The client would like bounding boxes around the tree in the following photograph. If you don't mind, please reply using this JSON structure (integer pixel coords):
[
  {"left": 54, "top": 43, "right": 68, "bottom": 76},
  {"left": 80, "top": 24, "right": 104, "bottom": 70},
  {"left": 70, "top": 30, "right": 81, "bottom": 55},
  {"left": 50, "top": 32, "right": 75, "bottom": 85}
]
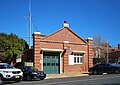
[
  {"left": 93, "top": 34, "right": 111, "bottom": 64},
  {"left": 0, "top": 33, "right": 29, "bottom": 63}
]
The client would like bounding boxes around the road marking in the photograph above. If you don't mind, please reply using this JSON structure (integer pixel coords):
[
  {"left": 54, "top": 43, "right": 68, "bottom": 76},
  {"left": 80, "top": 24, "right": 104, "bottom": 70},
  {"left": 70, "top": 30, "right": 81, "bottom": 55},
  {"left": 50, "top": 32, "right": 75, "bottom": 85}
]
[{"left": 37, "top": 75, "right": 120, "bottom": 85}]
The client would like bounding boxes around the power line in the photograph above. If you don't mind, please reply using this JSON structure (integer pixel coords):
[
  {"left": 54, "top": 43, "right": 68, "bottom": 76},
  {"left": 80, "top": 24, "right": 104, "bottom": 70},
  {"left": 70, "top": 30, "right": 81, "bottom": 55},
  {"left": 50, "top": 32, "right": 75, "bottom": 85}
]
[{"left": 31, "top": 17, "right": 39, "bottom": 32}]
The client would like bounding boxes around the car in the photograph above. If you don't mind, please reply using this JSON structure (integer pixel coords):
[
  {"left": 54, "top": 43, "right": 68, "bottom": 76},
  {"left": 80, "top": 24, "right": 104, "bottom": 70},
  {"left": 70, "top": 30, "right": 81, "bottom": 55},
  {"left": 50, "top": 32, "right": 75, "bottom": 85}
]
[
  {"left": 88, "top": 63, "right": 120, "bottom": 75},
  {"left": 21, "top": 66, "right": 46, "bottom": 81},
  {"left": 0, "top": 63, "right": 23, "bottom": 84}
]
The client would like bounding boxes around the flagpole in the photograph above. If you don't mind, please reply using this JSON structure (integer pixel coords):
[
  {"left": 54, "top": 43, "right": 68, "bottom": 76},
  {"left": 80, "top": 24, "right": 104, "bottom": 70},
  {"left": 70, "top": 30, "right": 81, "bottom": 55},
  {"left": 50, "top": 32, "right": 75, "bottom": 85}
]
[{"left": 28, "top": 0, "right": 32, "bottom": 48}]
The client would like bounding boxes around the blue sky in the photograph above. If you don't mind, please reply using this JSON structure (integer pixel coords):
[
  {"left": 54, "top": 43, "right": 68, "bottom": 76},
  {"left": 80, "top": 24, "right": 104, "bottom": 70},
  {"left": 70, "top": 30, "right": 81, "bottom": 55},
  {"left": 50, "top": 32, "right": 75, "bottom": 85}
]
[{"left": 0, "top": 0, "right": 120, "bottom": 47}]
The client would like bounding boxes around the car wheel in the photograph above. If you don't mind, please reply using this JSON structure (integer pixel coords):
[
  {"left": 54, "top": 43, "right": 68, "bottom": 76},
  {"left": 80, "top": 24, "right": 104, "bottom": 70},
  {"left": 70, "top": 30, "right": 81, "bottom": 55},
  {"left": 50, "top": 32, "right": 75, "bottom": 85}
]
[
  {"left": 93, "top": 70, "right": 98, "bottom": 75},
  {"left": 40, "top": 78, "right": 44, "bottom": 80},
  {"left": 115, "top": 69, "right": 119, "bottom": 74},
  {"left": 0, "top": 76, "right": 4, "bottom": 85},
  {"left": 27, "top": 75, "right": 32, "bottom": 81}
]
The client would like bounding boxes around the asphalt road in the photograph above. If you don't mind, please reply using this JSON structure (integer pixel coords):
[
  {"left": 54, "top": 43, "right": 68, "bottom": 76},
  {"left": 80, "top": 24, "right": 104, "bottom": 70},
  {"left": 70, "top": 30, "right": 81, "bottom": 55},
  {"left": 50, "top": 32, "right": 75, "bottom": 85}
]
[{"left": 4, "top": 74, "right": 120, "bottom": 85}]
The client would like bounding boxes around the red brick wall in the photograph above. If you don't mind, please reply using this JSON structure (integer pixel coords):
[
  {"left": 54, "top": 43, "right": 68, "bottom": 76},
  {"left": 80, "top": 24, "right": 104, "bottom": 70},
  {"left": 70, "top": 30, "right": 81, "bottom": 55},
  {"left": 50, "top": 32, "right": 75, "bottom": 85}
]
[
  {"left": 40, "top": 41, "right": 63, "bottom": 49},
  {"left": 62, "top": 43, "right": 88, "bottom": 73}
]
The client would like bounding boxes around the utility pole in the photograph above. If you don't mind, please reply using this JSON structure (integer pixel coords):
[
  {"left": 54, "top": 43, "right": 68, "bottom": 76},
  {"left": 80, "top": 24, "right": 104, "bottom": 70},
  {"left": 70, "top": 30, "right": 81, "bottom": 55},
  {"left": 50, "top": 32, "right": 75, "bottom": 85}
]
[{"left": 28, "top": 0, "right": 32, "bottom": 48}]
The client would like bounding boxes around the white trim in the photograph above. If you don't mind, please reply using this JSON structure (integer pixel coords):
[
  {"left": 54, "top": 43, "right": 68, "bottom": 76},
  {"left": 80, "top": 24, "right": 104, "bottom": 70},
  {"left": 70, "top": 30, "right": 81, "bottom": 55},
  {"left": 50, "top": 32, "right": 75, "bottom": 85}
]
[
  {"left": 41, "top": 48, "right": 63, "bottom": 52},
  {"left": 63, "top": 41, "right": 69, "bottom": 43},
  {"left": 41, "top": 53, "right": 43, "bottom": 70},
  {"left": 73, "top": 50, "right": 86, "bottom": 53},
  {"left": 60, "top": 53, "right": 62, "bottom": 73},
  {"left": 88, "top": 37, "right": 93, "bottom": 40},
  {"left": 34, "top": 32, "right": 41, "bottom": 34}
]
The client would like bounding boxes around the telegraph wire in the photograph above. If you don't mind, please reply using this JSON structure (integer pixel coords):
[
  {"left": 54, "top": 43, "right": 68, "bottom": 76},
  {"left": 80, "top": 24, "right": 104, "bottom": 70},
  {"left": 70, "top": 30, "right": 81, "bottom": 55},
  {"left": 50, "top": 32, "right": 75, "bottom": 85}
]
[{"left": 31, "top": 17, "right": 39, "bottom": 32}]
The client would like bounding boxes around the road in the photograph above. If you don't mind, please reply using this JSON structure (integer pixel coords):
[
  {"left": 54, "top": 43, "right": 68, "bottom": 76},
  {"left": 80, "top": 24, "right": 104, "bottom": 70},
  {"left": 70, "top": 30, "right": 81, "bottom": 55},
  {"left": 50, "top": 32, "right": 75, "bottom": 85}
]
[{"left": 4, "top": 74, "right": 120, "bottom": 85}]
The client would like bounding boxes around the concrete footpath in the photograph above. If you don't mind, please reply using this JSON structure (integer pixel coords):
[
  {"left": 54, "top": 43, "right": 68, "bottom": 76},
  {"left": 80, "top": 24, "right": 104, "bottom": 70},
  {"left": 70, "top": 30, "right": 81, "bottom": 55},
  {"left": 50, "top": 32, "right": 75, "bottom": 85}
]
[{"left": 46, "top": 72, "right": 89, "bottom": 79}]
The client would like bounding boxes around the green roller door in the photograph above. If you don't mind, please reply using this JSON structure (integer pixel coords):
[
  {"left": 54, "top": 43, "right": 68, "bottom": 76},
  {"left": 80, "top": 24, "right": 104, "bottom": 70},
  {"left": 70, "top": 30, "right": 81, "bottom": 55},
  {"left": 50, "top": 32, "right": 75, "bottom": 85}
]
[{"left": 43, "top": 52, "right": 60, "bottom": 74}]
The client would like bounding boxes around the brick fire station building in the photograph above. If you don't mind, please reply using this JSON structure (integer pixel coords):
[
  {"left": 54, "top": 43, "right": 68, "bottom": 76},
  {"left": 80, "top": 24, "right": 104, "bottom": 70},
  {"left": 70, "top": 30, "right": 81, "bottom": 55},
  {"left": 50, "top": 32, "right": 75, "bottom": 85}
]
[{"left": 33, "top": 21, "right": 93, "bottom": 74}]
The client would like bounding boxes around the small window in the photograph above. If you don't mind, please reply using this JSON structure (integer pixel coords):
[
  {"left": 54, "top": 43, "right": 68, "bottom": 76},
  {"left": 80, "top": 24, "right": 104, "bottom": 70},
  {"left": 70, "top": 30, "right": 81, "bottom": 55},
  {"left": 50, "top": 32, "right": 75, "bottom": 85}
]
[
  {"left": 52, "top": 63, "right": 55, "bottom": 66},
  {"left": 43, "top": 56, "right": 46, "bottom": 59},
  {"left": 73, "top": 53, "right": 84, "bottom": 64},
  {"left": 52, "top": 56, "right": 55, "bottom": 59},
  {"left": 56, "top": 63, "right": 59, "bottom": 66},
  {"left": 43, "top": 63, "right": 46, "bottom": 66},
  {"left": 47, "top": 63, "right": 50, "bottom": 66},
  {"left": 47, "top": 56, "right": 50, "bottom": 59}
]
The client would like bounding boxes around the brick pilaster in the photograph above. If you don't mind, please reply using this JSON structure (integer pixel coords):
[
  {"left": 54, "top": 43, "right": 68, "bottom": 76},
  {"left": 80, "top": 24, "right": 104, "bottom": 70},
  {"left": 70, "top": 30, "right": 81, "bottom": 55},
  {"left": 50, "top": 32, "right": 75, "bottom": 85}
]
[
  {"left": 63, "top": 41, "right": 71, "bottom": 73},
  {"left": 87, "top": 37, "right": 93, "bottom": 68},
  {"left": 33, "top": 32, "right": 41, "bottom": 70}
]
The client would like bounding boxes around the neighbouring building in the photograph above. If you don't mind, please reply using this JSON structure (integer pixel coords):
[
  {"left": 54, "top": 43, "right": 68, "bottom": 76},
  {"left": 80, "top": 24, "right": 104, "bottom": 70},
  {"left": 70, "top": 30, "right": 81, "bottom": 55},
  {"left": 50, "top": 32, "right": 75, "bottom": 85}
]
[
  {"left": 32, "top": 21, "right": 93, "bottom": 74},
  {"left": 109, "top": 44, "right": 120, "bottom": 63}
]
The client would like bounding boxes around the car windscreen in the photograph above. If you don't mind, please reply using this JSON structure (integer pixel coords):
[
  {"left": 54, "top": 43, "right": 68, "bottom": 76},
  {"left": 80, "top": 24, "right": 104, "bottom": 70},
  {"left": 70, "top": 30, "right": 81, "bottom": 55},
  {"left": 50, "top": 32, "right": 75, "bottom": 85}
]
[
  {"left": 33, "top": 67, "right": 38, "bottom": 71},
  {"left": 0, "top": 64, "right": 14, "bottom": 69},
  {"left": 29, "top": 67, "right": 38, "bottom": 72}
]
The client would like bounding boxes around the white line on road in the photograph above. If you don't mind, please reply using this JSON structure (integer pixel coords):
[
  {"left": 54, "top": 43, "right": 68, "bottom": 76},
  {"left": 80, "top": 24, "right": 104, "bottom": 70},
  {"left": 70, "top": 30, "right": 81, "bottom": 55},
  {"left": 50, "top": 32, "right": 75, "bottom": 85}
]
[{"left": 37, "top": 75, "right": 120, "bottom": 85}]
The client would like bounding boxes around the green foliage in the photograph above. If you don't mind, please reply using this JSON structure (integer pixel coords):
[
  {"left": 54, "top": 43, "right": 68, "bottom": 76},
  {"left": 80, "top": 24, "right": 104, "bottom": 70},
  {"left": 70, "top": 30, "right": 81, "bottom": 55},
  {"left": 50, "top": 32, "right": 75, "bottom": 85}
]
[{"left": 0, "top": 32, "right": 29, "bottom": 63}]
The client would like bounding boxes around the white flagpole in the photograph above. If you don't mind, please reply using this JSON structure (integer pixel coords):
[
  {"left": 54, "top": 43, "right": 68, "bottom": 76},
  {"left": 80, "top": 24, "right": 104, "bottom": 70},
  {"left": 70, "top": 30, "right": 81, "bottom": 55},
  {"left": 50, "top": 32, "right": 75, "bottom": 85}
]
[{"left": 28, "top": 0, "right": 32, "bottom": 48}]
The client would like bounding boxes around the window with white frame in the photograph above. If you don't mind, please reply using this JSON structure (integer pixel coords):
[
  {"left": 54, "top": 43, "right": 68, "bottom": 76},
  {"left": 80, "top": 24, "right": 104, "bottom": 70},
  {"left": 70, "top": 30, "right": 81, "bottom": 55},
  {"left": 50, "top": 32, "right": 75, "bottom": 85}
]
[{"left": 73, "top": 53, "right": 84, "bottom": 64}]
